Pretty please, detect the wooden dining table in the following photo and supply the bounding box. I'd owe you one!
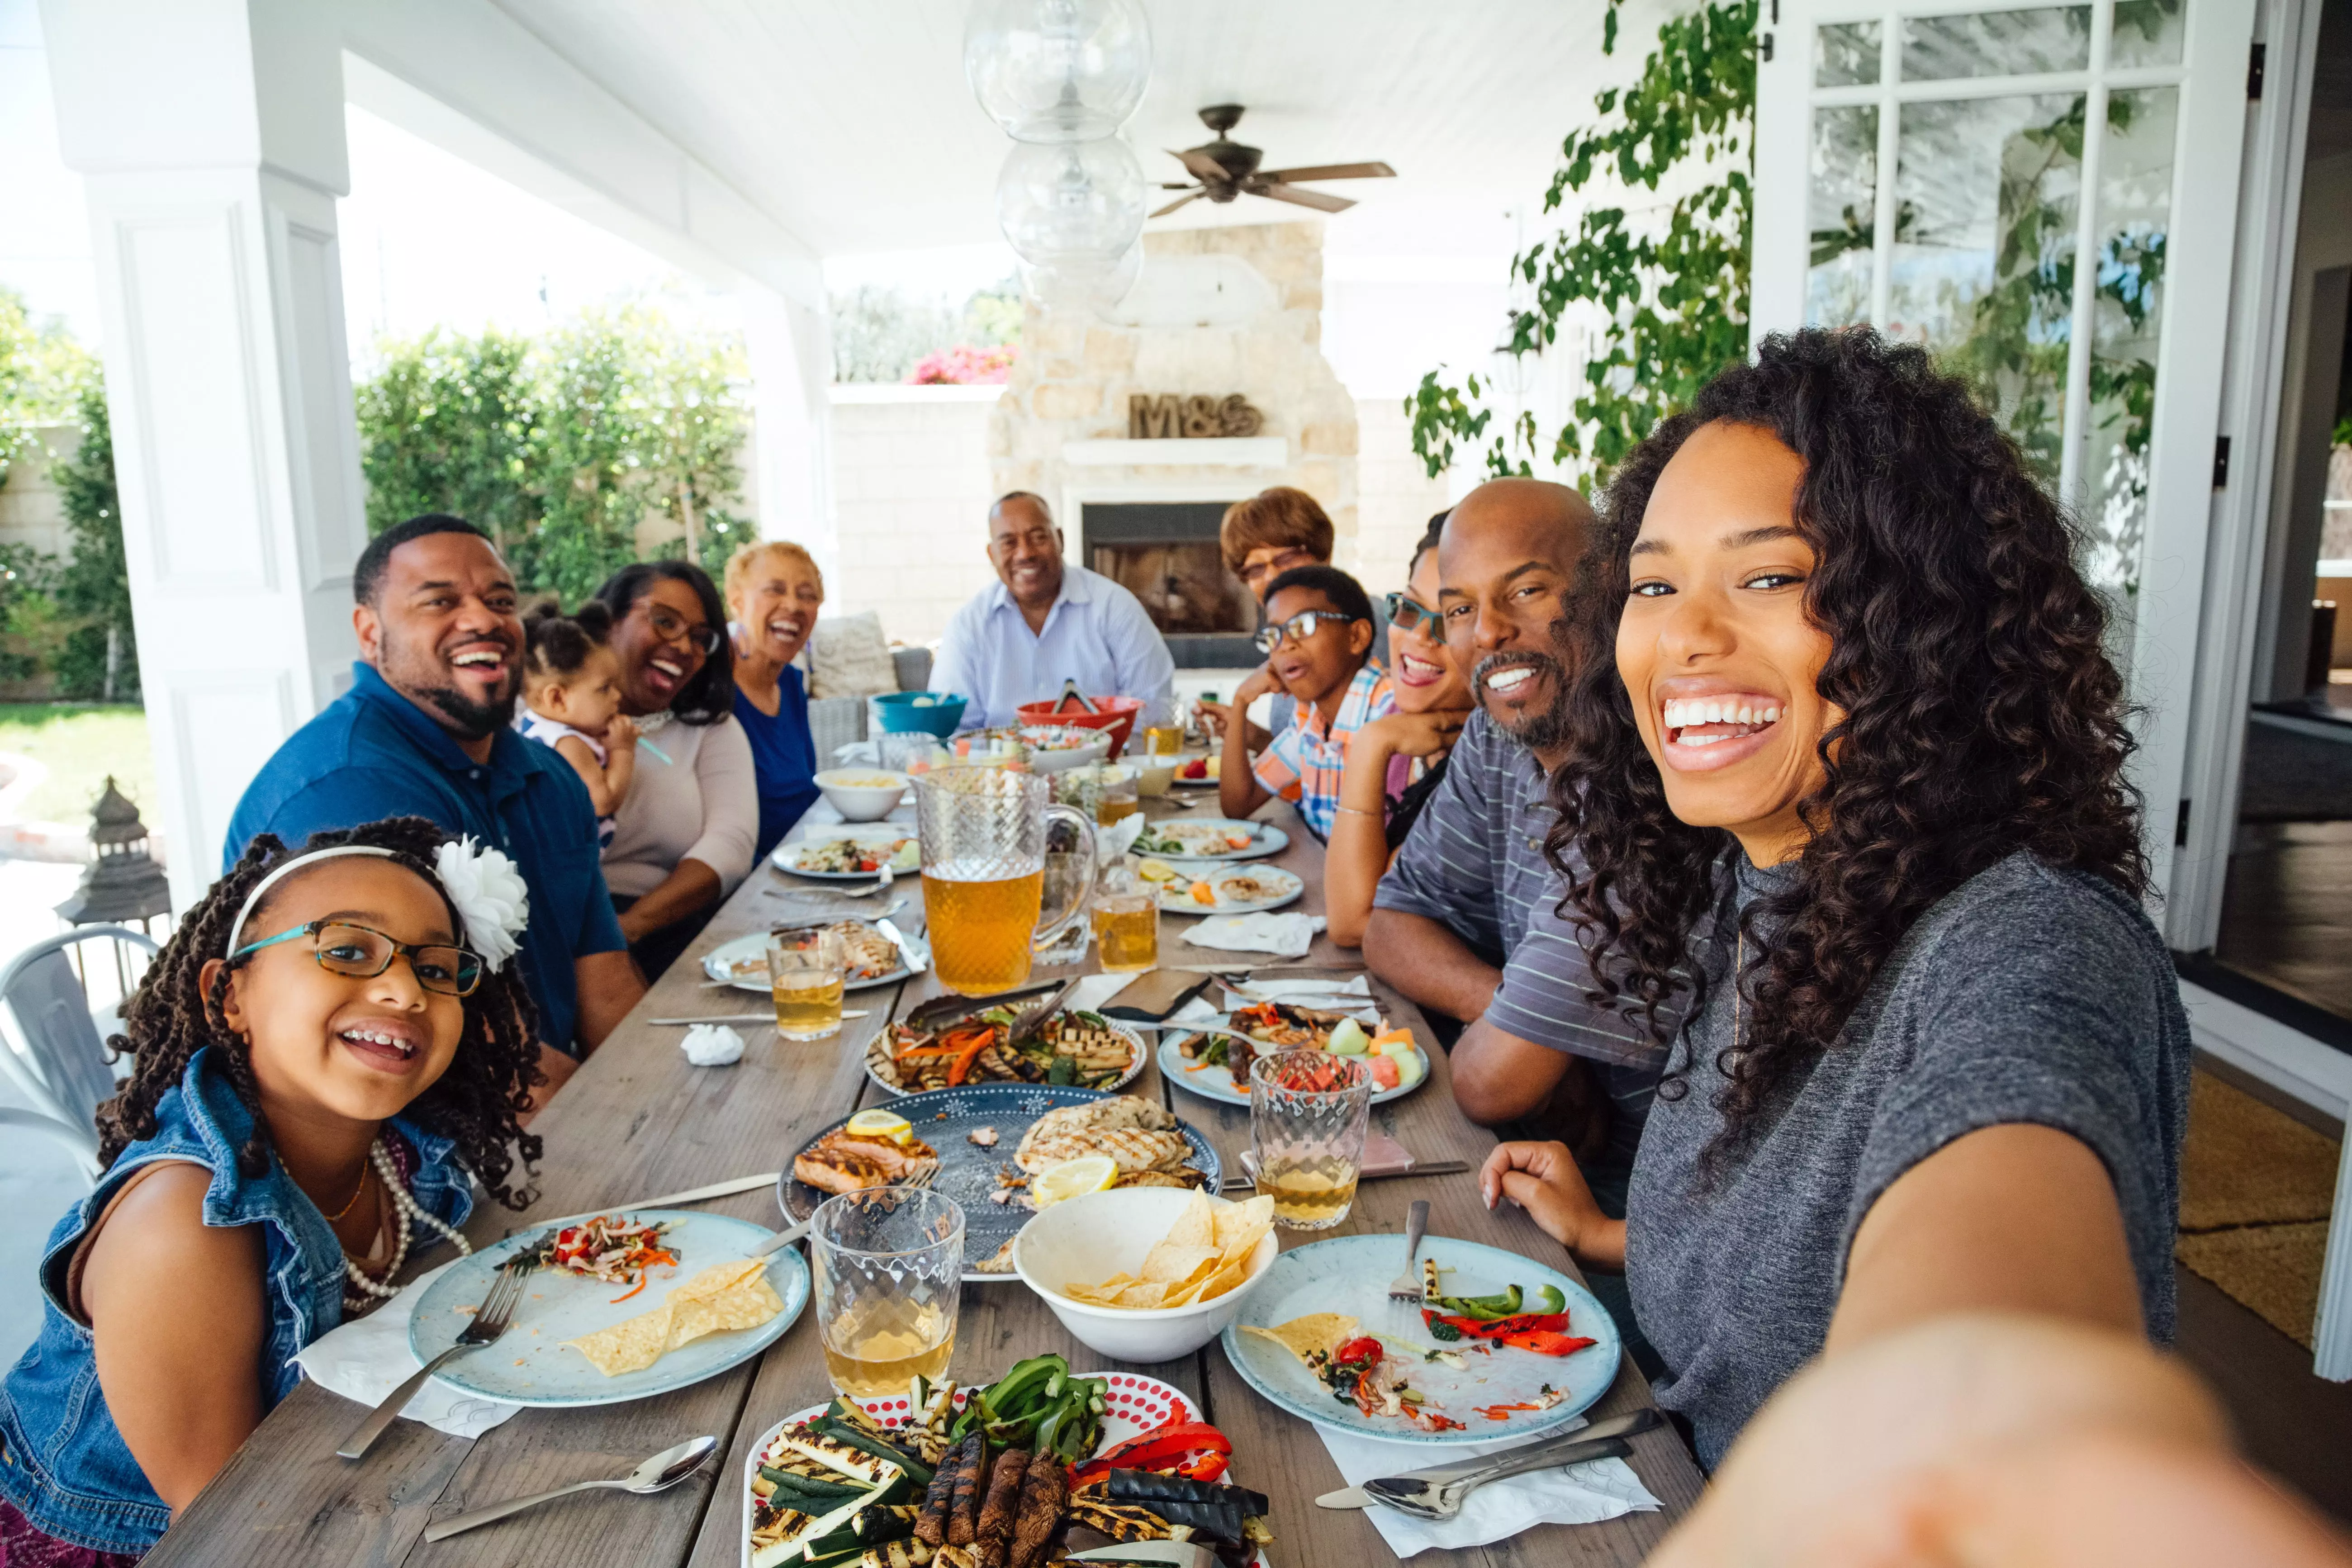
[143,784,1704,1568]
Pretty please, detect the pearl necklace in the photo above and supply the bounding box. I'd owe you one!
[341,1137,471,1314]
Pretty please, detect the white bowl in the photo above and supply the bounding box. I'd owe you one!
[1012,1187,1278,1364]
[812,768,910,822]
[1015,726,1114,774]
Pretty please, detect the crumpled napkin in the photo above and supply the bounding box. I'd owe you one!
[292,1260,522,1438]
[681,1023,746,1066]
[1095,810,1145,867]
[1317,1422,1660,1556]
[1180,913,1325,958]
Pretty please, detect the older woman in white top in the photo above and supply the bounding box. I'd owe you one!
[591,559,759,978]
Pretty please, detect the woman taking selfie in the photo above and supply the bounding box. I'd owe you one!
[1483,328,2189,1469]
[0,818,541,1558]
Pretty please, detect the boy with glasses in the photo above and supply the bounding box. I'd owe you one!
[1218,565,1395,838]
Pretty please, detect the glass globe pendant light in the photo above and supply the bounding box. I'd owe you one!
[964,0,1152,142]
[1020,242,1143,316]
[994,137,1146,272]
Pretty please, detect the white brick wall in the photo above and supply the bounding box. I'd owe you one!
[1349,397,1452,602]
[828,388,1003,646]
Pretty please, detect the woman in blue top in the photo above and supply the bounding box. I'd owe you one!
[0,817,542,1558]
[726,540,826,863]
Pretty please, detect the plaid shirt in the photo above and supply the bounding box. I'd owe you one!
[1251,663,1395,840]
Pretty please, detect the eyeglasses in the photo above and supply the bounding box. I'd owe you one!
[1384,592,1440,635]
[1253,609,1360,655]
[232,919,484,997]
[643,602,722,656]
[1238,548,1316,588]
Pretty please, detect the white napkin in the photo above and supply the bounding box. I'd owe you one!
[1181,913,1325,958]
[292,1260,522,1438]
[832,740,881,766]
[1095,811,1145,867]
[1317,1424,1660,1556]
[681,1023,746,1066]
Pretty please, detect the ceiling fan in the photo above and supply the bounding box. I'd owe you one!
[1152,104,1395,219]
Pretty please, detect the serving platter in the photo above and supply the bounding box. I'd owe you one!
[861,1014,1148,1097]
[702,927,911,995]
[1131,818,1290,863]
[778,1085,1221,1283]
[409,1210,809,1408]
[1153,865,1304,916]
[1220,1232,1620,1445]
[770,827,918,881]
[1157,1027,1427,1108]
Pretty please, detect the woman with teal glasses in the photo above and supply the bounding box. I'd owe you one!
[0,817,542,1559]
[1327,513,1475,947]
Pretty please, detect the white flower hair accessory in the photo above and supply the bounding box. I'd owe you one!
[433,836,530,973]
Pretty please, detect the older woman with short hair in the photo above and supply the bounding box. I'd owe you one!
[593,559,758,979]
[1484,328,2189,1471]
[727,540,826,864]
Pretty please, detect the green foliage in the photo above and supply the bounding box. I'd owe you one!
[354,306,751,603]
[830,276,1024,384]
[47,388,138,700]
[1408,0,1756,488]
[0,287,101,493]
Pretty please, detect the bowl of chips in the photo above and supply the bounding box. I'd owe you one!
[1013,1187,1278,1362]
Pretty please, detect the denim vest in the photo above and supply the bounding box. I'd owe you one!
[0,1049,473,1553]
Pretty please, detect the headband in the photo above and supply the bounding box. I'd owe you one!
[222,837,531,973]
[223,847,394,959]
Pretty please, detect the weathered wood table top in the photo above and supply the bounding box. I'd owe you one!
[145,789,1702,1568]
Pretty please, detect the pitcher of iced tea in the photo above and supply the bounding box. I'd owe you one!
[914,765,1096,994]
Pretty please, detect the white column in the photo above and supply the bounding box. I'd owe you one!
[740,286,838,583]
[40,0,366,911]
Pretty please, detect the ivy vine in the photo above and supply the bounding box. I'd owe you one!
[1407,0,1757,488]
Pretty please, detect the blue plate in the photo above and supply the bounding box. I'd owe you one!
[780,1084,1221,1282]
[1219,1232,1620,1445]
[409,1210,808,1408]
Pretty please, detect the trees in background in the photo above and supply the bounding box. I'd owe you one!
[355,306,752,602]
[831,277,1022,384]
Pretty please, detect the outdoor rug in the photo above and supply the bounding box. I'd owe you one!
[2174,1069,2340,1348]
[2238,719,2352,822]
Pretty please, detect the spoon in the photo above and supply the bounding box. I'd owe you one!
[422,1435,719,1542]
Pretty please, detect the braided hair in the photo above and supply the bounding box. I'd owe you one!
[95,817,545,1209]
[522,597,616,682]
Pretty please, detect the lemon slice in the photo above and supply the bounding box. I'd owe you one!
[1137,857,1178,883]
[1031,1154,1119,1208]
[845,1108,914,1146]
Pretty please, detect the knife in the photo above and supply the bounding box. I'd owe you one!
[1219,1160,1469,1193]
[1313,1408,1661,1509]
[876,917,929,976]
[1065,1544,1214,1568]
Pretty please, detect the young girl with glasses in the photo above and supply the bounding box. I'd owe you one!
[0,818,541,1560]
[1219,564,1396,838]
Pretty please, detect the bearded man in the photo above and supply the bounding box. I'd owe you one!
[226,515,641,1079]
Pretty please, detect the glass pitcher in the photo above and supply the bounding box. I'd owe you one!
[914,765,1096,995]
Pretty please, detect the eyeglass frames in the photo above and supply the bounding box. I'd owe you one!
[643,602,722,657]
[1384,591,1441,635]
[1253,609,1360,655]
[1237,547,1317,588]
[232,919,485,997]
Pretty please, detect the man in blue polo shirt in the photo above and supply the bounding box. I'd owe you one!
[226,515,643,1093]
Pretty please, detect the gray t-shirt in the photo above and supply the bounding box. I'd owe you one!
[1627,850,2190,1471]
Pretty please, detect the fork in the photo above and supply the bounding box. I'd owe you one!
[1387,1199,1431,1300]
[336,1248,538,1460]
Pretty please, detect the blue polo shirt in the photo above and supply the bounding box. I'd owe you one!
[224,662,628,1055]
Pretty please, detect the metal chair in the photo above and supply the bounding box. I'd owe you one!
[0,1107,100,1189]
[0,926,160,1153]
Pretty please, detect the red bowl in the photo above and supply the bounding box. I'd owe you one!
[1016,695,1144,758]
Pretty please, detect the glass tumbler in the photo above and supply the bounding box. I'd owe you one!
[809,1188,964,1398]
[1095,764,1139,825]
[767,926,846,1039]
[1250,1050,1373,1231]
[1091,861,1158,973]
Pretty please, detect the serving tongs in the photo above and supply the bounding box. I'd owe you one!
[900,979,1062,1035]
[1054,679,1100,715]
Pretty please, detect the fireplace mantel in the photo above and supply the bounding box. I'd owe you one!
[1060,437,1288,469]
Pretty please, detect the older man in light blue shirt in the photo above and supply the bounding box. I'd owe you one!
[929,491,1176,730]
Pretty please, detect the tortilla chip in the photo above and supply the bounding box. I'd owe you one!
[1192,1256,1248,1304]
[1139,1242,1220,1287]
[1213,1195,1276,1259]
[1239,1312,1358,1368]
[1163,1192,1216,1251]
[563,1260,786,1377]
[1113,1281,1169,1309]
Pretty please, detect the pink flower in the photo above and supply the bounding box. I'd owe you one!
[908,344,1017,385]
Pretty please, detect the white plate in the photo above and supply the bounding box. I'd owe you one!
[409,1211,808,1408]
[1157,1028,1428,1106]
[1153,865,1304,915]
[702,929,910,995]
[1131,818,1290,862]
[741,1374,1264,1568]
[772,828,918,881]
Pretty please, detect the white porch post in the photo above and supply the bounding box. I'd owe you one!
[741,287,838,583]
[39,0,367,912]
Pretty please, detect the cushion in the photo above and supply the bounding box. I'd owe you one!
[806,611,899,700]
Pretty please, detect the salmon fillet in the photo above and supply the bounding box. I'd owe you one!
[793,1130,940,1195]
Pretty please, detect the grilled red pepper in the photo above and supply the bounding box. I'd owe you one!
[1068,1418,1232,1487]
[1423,1308,1593,1355]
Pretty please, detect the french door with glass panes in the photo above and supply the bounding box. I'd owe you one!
[1750,0,2256,907]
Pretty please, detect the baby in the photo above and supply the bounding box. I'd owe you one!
[520,601,638,842]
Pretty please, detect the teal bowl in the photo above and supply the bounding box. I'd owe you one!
[873,691,967,736]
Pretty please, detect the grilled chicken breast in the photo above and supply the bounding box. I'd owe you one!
[1016,1127,1191,1176]
[793,1129,940,1195]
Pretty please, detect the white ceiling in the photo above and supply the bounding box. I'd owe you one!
[487,0,1659,264]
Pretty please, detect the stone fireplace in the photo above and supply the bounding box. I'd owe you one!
[989,222,1359,668]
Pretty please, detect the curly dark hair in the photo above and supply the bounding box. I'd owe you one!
[1544,327,2148,1153]
[95,817,545,1208]
[593,559,736,725]
[522,597,616,682]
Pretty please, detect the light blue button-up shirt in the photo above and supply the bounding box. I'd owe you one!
[928,563,1176,731]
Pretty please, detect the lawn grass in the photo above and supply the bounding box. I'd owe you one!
[0,704,158,825]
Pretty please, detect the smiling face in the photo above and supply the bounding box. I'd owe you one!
[356,533,523,741]
[987,496,1065,609]
[1262,583,1372,707]
[1436,478,1589,758]
[1390,548,1469,715]
[732,547,825,668]
[610,575,713,715]
[209,858,466,1129]
[1618,419,1838,866]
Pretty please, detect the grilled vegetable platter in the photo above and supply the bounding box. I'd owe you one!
[779,1088,1222,1283]
[744,1363,1271,1568]
[865,1005,1147,1095]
